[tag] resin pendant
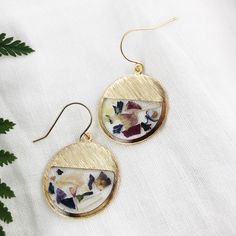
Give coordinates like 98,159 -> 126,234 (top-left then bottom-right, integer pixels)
99,70 -> 167,144
43,135 -> 119,217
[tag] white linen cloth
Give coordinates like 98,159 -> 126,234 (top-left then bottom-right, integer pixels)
0,0 -> 236,235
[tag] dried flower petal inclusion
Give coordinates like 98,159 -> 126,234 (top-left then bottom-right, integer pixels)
101,99 -> 162,142
47,167 -> 114,215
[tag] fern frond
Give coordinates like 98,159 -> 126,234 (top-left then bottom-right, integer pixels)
0,118 -> 15,134
0,225 -> 5,236
0,201 -> 13,224
0,150 -> 17,167
0,33 -> 34,57
0,182 -> 15,199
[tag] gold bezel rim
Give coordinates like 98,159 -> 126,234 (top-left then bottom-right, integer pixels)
98,74 -> 168,144
42,141 -> 120,218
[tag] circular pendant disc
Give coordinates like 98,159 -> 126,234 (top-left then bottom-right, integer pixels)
43,141 -> 119,217
99,74 -> 167,143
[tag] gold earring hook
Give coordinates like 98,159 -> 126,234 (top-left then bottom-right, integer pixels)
120,17 -> 177,74
33,102 -> 93,143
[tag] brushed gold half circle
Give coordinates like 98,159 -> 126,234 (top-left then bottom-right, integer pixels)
44,141 -> 118,172
102,74 -> 164,102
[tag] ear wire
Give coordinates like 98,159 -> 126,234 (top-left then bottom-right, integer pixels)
120,17 -> 177,73
33,102 -> 92,143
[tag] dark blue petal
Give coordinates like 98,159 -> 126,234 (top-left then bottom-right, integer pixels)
56,169 -> 63,175
113,101 -> 124,114
145,111 -> 158,123
48,182 -> 54,194
60,197 -> 76,209
113,124 -> 123,134
88,174 -> 95,190
83,191 -> 93,196
141,122 -> 152,131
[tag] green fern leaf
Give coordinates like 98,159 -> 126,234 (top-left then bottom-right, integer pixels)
0,150 -> 17,167
0,33 -> 34,57
0,182 -> 15,199
0,225 -> 5,236
0,201 -> 13,224
0,118 -> 15,134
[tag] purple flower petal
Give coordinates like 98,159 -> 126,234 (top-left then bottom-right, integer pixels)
122,124 -> 141,138
56,188 -> 66,203
126,101 -> 142,110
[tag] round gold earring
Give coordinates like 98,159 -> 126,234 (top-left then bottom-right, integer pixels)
33,102 -> 119,218
98,18 -> 177,144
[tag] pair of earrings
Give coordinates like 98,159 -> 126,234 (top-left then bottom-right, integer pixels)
33,18 -> 176,218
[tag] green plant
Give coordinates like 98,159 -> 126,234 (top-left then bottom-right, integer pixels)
0,119 -> 16,236
0,33 -> 34,57
0,33 -> 34,236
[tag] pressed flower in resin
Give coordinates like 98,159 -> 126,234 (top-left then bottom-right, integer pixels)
69,186 -> 77,197
56,169 -> 63,175
122,124 -> 141,138
113,101 -> 124,114
88,174 -> 95,190
101,99 -> 162,141
113,124 -> 123,134
48,182 -> 55,194
47,168 -> 114,215
118,113 -> 138,129
95,171 -> 111,190
76,191 -> 93,202
141,122 -> 152,131
56,188 -> 66,203
60,197 -> 76,209
126,101 -> 142,110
